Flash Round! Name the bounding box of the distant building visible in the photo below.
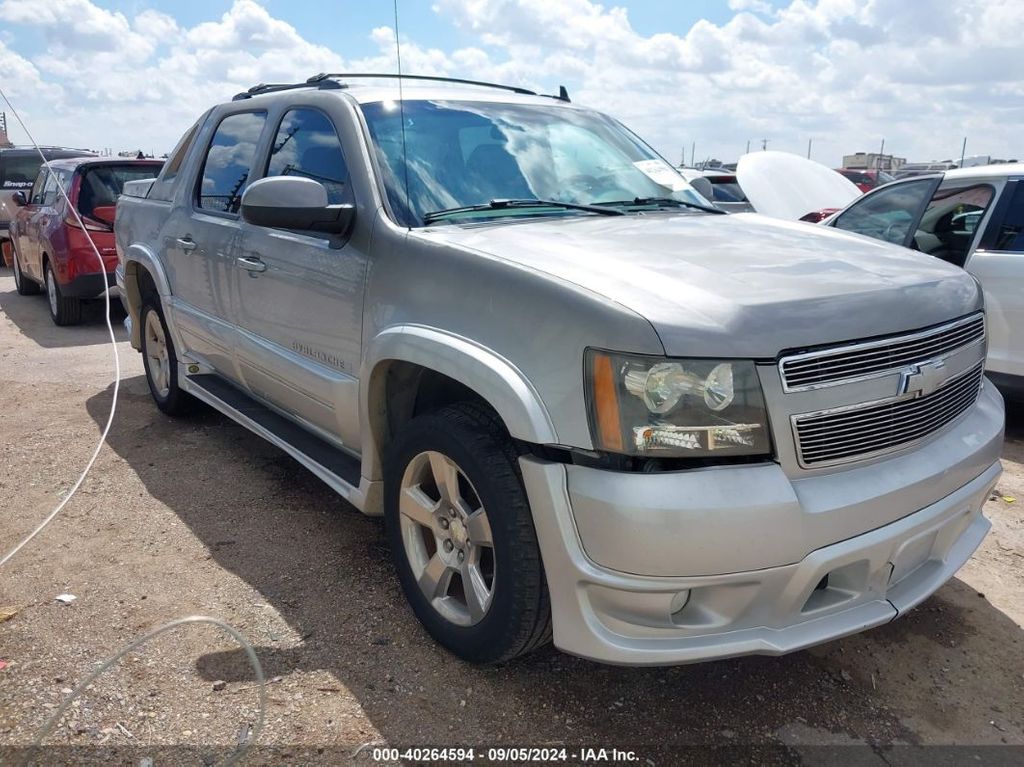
[842,151,906,171]
[0,113,13,149]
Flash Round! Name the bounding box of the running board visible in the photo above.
[184,373,364,506]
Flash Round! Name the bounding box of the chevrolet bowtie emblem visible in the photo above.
[899,359,948,398]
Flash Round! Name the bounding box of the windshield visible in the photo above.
[360,99,709,226]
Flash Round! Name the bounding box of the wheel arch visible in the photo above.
[121,245,173,349]
[359,326,558,488]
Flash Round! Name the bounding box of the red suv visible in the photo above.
[9,157,163,325]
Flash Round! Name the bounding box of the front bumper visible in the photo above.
[522,381,1003,665]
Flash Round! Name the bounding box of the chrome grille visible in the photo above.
[793,361,985,468]
[780,314,985,391]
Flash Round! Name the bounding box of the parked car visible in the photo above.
[115,74,1002,666]
[823,164,1024,400]
[835,168,896,193]
[1,146,94,267]
[677,168,753,213]
[9,157,163,325]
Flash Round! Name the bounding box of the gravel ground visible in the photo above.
[1,270,1023,763]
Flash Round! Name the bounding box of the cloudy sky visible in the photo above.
[0,0,1019,167]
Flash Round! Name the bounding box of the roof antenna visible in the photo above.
[393,0,412,228]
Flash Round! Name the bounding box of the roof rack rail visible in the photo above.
[232,72,571,102]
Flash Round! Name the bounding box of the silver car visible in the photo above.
[114,74,1003,665]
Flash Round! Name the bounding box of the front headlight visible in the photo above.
[585,350,772,458]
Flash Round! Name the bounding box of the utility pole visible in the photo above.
[745,139,750,154]
[691,142,696,169]
[960,136,967,167]
[807,138,812,159]
[878,138,885,170]
[760,138,769,151]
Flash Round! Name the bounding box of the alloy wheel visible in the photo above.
[398,450,496,626]
[144,310,171,398]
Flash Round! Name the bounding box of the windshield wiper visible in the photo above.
[422,198,624,225]
[595,197,726,215]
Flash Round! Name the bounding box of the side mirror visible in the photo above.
[240,176,354,235]
[92,205,116,225]
[11,191,27,207]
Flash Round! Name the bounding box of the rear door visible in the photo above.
[232,104,366,449]
[968,178,1024,378]
[162,109,269,379]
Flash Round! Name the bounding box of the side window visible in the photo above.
[40,170,60,206]
[149,120,201,202]
[29,168,48,204]
[197,111,267,214]
[265,109,350,204]
[990,182,1024,252]
[833,178,936,245]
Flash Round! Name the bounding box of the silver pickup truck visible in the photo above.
[115,74,1004,666]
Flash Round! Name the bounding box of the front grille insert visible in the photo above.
[780,314,985,391]
[792,361,985,468]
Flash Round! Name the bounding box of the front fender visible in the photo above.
[359,325,559,482]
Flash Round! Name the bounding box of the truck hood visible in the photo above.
[421,212,983,358]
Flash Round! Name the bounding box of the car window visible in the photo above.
[149,120,201,202]
[265,108,350,204]
[833,178,936,245]
[915,183,995,266]
[0,154,43,190]
[40,170,61,206]
[197,111,267,214]
[989,181,1024,252]
[361,99,708,227]
[79,164,163,218]
[29,168,48,204]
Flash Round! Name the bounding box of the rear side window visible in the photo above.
[989,182,1024,252]
[1,154,43,190]
[78,164,163,218]
[197,111,267,214]
[265,108,350,204]
[149,120,201,202]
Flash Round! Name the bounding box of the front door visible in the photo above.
[232,107,366,450]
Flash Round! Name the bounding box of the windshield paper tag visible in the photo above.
[633,159,689,191]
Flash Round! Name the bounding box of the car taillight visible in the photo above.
[65,214,112,232]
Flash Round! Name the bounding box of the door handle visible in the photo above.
[236,256,267,273]
[176,237,198,253]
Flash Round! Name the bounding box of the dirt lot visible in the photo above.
[1,270,1023,762]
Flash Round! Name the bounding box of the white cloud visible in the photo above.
[728,0,773,14]
[0,0,1020,165]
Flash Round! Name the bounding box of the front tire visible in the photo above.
[44,262,82,326]
[12,248,40,296]
[140,300,195,416]
[383,402,552,664]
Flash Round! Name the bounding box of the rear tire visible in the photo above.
[383,402,552,664]
[140,300,195,416]
[12,248,40,296]
[44,262,81,326]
